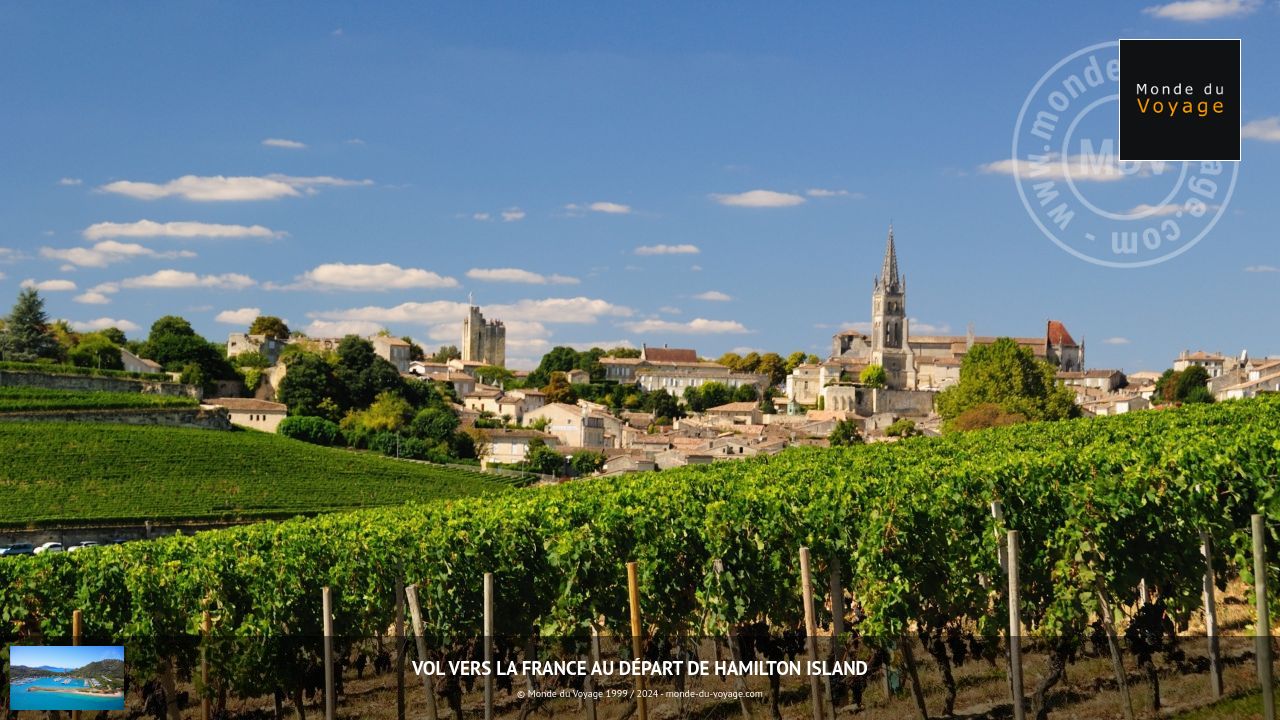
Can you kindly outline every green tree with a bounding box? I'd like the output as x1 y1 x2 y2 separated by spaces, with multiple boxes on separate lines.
885 418 920 437
410 406 460 443
860 364 887 389
828 418 864 446
142 315 236 387
935 338 1079 431
475 365 515 386
1175 365 1213 403
428 345 461 363
336 335 404 408
278 352 344 420
0 288 60 362
68 332 124 370
355 391 415 432
528 346 579 387
684 381 732 412
248 315 290 339
785 351 808 374
732 384 758 402
230 350 270 369
757 352 787 386
524 438 565 476
99 327 128 346
646 389 685 422
401 336 425 362
543 371 578 404
570 450 606 476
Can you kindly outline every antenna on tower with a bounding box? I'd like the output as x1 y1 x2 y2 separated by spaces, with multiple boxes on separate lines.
468 291 474 307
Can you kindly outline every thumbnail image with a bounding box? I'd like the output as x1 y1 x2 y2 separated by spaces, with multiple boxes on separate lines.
8 645 125 712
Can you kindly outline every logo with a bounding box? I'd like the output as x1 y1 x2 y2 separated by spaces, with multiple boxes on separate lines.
1011 41 1238 268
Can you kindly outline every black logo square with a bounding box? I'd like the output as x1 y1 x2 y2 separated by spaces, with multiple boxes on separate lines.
1119 39 1240 161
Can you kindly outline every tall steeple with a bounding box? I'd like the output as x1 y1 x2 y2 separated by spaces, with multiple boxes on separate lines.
877 224 901 293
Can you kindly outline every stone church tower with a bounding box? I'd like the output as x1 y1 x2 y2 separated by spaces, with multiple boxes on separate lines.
869 225 915 390
461 302 506 367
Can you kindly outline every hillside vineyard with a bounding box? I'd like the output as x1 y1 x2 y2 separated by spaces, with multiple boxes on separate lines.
3 397 1279 713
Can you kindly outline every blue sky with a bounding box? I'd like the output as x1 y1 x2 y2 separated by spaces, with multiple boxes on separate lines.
0 2 1276 371
10 645 123 670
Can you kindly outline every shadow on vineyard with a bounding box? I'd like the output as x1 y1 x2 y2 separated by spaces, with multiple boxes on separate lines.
5 397 1280 719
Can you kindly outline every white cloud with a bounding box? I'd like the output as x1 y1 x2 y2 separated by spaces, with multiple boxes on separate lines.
59 177 83 186
303 319 385 337
1103 337 1132 345
1242 117 1280 142
122 270 255 290
1143 0 1259 21
658 306 681 315
806 188 864 199
980 154 1171 183
1245 265 1279 273
73 291 111 305
501 207 526 222
589 201 632 215
0 247 24 263
215 307 263 325
99 174 372 201
345 138 366 145
566 339 635 351
84 219 282 241
262 138 307 149
1127 202 1221 217
711 189 806 208
69 317 140 332
472 212 492 221
466 268 579 285
0 271 5 280
620 318 749 335
310 297 632 327
279 263 459 291
20 278 77 292
694 290 732 302
41 241 196 268
635 244 700 256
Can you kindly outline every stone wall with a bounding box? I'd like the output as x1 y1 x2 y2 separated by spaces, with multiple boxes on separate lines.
0 518 262 548
0 405 231 430
869 388 936 416
0 369 200 398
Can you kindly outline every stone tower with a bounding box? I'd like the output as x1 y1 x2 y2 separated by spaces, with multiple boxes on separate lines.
869 225 914 390
461 304 506 367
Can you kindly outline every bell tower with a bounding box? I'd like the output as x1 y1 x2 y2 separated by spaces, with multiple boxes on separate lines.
869 225 913 389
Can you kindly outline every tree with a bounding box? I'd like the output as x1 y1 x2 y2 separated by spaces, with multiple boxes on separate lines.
524 438 565 476
859 364 887 389
527 346 579 387
759 387 777 414
278 416 345 446
354 392 415 432
335 335 404 408
757 352 787 386
785 351 808 374
141 315 236 388
99 327 128 346
1175 365 1213 403
410 406 460 443
935 338 1079 431
475 365 514 387
428 345 461 363
68 332 124 370
543 372 578 404
570 450 606 476
684 382 733 412
885 418 920 438
0 288 60 362
248 315 290 339
732 384 758 402
646 390 685 422
828 418 864 446
402 336 425 362
278 352 344 420
49 320 79 361
949 403 1027 432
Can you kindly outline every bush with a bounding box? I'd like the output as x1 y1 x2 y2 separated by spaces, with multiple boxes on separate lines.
885 418 920 437
278 416 345 447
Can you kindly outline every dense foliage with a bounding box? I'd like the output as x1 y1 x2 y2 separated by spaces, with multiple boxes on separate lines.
0 360 167 381
276 415 345 446
4 398 1280 718
0 387 197 412
0 288 60 362
0 423 510 527
937 337 1079 430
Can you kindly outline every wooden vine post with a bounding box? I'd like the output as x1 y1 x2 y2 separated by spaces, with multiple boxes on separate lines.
1006 530 1025 720
405 584 439 720
72 609 82 720
323 586 335 720
1254 514 1275 720
484 572 495 720
627 561 649 720
1093 581 1135 720
713 559 755 720
826 558 842 719
798 547 824 720
395 581 407 720
1201 531 1222 699
201 609 212 720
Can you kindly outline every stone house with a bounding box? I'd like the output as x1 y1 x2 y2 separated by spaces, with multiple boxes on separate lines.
208 397 288 432
478 428 558 466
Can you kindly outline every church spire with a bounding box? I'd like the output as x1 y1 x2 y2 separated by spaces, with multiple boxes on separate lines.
878 224 901 292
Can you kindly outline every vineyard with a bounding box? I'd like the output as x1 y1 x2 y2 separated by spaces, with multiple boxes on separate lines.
0 386 198 412
0 423 513 527
0 360 168 381
3 397 1280 719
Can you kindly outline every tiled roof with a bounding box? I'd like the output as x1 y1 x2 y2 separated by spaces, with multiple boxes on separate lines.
1046 320 1076 347
208 397 287 412
641 346 699 363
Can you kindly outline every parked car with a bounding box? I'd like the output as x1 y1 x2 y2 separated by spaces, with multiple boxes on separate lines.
33 542 64 555
0 543 35 556
68 541 100 553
